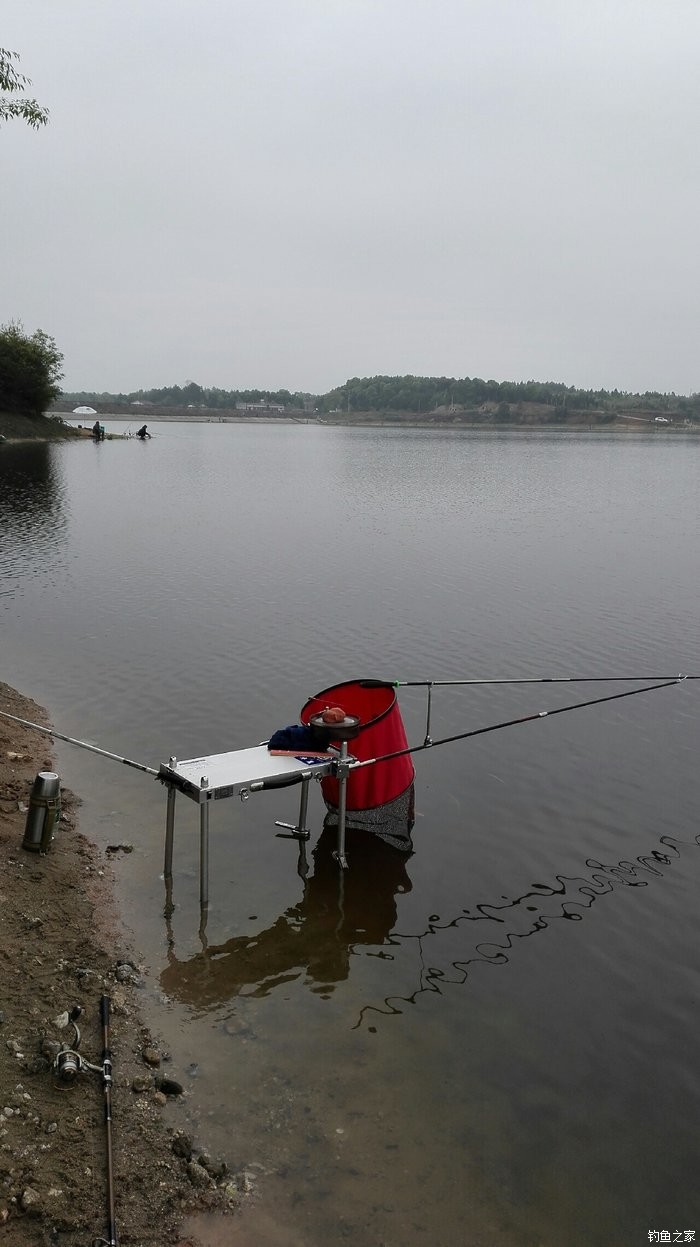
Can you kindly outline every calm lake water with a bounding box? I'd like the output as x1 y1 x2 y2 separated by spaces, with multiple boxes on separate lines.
2 422 700 1246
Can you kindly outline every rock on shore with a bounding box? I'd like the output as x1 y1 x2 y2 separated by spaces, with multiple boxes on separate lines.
0 682 238 1245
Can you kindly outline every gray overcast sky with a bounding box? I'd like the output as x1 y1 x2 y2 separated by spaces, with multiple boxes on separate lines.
2 0 699 394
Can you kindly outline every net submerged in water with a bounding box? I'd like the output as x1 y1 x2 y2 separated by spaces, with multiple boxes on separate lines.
322 783 415 853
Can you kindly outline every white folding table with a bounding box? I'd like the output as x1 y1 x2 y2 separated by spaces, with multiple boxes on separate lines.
158 744 350 911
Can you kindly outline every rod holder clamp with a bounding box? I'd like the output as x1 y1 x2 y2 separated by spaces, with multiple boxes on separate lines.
332 756 353 780
275 825 311 841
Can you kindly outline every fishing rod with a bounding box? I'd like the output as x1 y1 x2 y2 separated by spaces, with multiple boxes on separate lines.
98 994 118 1247
391 674 698 745
0 709 158 777
354 676 683 770
395 674 700 686
52 996 118 1246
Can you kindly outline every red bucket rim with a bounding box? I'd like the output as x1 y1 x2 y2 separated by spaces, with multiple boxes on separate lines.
301 679 397 729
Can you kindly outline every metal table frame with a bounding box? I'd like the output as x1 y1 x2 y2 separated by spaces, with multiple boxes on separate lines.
158 743 356 912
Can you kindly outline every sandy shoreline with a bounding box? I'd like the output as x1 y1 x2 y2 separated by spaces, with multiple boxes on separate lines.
0 683 242 1245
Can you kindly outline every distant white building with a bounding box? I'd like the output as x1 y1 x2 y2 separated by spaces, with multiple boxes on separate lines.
235 401 285 413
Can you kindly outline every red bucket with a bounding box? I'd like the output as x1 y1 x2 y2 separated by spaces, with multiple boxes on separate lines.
301 680 414 811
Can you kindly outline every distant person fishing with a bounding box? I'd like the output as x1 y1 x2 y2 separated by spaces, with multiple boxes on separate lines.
136 424 151 440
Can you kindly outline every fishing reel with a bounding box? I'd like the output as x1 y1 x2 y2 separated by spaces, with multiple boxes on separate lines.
53 1006 102 1083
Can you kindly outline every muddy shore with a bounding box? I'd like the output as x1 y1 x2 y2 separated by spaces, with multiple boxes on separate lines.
0 683 242 1246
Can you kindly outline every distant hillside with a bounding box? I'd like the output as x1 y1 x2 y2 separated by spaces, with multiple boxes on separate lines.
319 375 700 422
56 374 700 426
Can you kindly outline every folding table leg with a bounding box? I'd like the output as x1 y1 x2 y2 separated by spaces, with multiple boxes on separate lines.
164 785 177 880
334 742 349 870
200 797 210 912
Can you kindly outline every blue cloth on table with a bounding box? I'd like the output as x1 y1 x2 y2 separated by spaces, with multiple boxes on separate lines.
267 724 326 752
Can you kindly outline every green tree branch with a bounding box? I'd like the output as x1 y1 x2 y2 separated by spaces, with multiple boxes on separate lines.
0 47 49 129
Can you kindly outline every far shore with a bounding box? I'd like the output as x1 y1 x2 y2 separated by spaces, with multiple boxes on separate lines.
53 410 700 434
2 409 698 444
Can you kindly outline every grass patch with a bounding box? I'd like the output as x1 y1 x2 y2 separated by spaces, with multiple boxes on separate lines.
0 411 80 441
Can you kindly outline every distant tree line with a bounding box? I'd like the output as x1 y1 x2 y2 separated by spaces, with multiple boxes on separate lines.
62 381 310 410
59 374 700 422
318 375 700 418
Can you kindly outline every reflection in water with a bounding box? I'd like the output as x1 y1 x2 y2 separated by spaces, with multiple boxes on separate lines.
354 833 699 1027
161 785 697 1029
0 443 66 598
161 821 414 1010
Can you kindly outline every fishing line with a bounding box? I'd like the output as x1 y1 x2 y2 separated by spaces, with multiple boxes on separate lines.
352 831 697 1030
355 677 684 770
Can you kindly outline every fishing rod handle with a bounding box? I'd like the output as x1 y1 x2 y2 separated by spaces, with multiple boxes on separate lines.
100 994 110 1030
